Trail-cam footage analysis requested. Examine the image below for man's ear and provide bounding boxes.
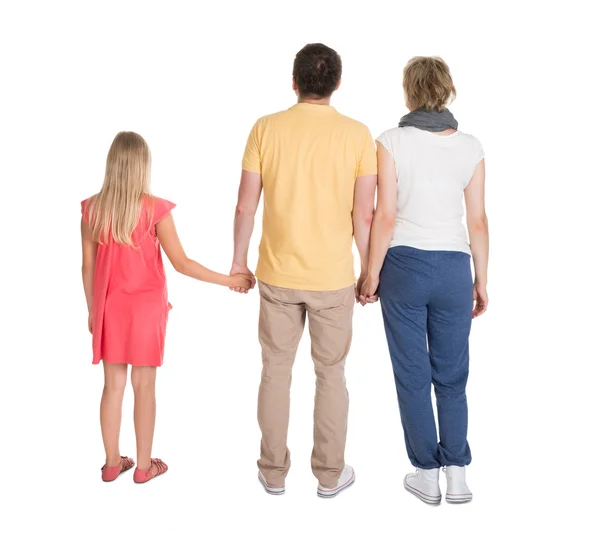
[335,77,342,92]
[292,77,298,93]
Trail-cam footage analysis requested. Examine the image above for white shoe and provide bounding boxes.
[404,468,442,505]
[317,465,355,498]
[444,466,472,503]
[258,471,285,495]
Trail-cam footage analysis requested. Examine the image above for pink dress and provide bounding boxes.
[81,196,176,367]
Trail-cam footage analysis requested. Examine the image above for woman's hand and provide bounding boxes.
[472,282,488,318]
[358,274,380,306]
[88,313,93,334]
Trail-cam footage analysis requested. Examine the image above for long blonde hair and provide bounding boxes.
[403,56,456,112]
[87,132,152,246]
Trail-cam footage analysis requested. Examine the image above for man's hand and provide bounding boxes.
[230,263,256,294]
[356,271,368,303]
[358,274,379,306]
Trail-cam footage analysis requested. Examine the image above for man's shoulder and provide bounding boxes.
[333,111,371,133]
[253,108,293,127]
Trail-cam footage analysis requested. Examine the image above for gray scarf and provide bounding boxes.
[399,108,458,132]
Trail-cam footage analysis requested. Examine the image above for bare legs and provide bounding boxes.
[100,362,127,467]
[131,366,157,472]
[100,363,158,473]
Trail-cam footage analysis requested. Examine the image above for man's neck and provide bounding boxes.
[298,96,331,106]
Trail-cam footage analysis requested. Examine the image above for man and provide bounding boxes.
[231,43,377,498]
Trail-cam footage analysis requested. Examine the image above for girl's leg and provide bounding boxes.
[131,366,157,471]
[100,362,128,466]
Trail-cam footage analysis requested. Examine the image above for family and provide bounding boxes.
[81,43,488,505]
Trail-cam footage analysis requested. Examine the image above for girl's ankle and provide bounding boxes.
[106,456,122,467]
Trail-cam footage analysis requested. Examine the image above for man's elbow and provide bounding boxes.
[235,204,256,217]
[354,211,373,228]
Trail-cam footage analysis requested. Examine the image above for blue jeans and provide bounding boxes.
[379,246,473,469]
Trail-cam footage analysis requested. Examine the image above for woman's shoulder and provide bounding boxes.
[456,131,484,161]
[375,127,411,154]
[456,130,483,147]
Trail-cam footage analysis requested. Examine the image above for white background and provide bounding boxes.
[1,1,598,531]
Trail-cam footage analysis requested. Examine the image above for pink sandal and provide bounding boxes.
[133,458,168,484]
[101,456,135,482]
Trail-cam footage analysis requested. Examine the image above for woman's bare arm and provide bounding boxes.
[465,159,489,317]
[359,142,397,303]
[156,214,251,289]
[81,218,97,331]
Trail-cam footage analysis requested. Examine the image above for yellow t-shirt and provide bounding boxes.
[242,103,377,291]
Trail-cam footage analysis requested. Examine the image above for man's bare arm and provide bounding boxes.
[231,170,262,293]
[353,173,377,300]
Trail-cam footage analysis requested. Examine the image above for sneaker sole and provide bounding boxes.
[258,472,285,495]
[446,494,473,504]
[403,478,442,505]
[317,472,355,498]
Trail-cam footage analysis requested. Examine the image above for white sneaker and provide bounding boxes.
[317,465,355,498]
[258,471,285,495]
[404,468,442,505]
[444,466,472,503]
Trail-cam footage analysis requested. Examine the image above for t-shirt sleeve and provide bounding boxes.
[376,130,393,155]
[357,127,377,177]
[241,120,262,174]
[153,197,176,225]
[473,136,485,164]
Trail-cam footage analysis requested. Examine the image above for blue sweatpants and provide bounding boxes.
[379,246,473,469]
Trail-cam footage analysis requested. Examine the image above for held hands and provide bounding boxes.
[472,281,489,318]
[357,271,379,306]
[229,263,256,294]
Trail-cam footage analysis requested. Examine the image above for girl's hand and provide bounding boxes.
[358,274,380,306]
[472,282,489,318]
[229,273,254,291]
[229,264,256,294]
[88,313,93,334]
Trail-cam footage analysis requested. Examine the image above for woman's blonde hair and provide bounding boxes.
[87,131,152,246]
[403,56,456,112]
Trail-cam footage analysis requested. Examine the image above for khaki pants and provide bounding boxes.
[257,281,355,488]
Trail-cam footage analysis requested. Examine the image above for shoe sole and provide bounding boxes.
[446,494,473,504]
[317,472,355,498]
[403,478,441,505]
[258,472,285,495]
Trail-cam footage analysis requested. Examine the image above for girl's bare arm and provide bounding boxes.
[157,214,251,289]
[81,218,97,331]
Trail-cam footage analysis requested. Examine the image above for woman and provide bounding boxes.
[360,56,489,504]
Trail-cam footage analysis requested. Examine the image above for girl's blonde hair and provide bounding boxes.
[87,131,152,246]
[403,56,456,112]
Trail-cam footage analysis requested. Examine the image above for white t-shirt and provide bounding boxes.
[376,126,484,255]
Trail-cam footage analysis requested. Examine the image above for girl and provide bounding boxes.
[360,57,489,504]
[81,131,253,483]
